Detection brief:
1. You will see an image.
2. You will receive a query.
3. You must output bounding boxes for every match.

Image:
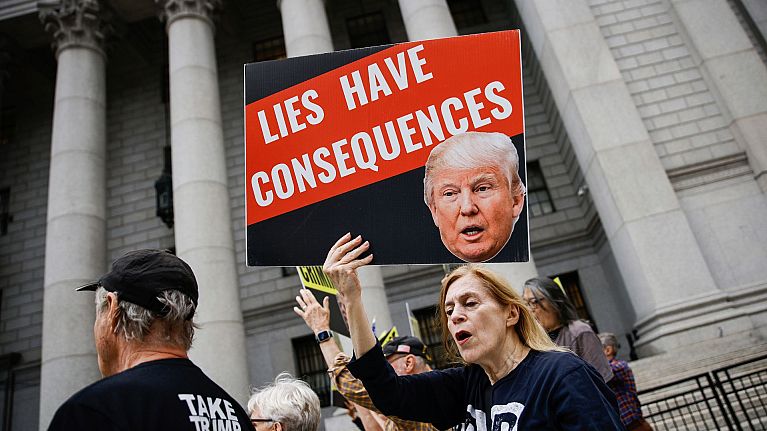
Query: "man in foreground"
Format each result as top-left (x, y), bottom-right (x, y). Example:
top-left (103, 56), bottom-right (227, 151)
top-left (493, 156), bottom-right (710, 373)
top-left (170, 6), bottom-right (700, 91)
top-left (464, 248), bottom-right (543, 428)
top-left (49, 249), bottom-right (254, 431)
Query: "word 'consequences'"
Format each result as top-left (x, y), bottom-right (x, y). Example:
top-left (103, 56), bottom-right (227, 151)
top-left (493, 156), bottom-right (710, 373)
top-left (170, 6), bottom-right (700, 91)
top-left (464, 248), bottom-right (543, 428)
top-left (250, 44), bottom-right (515, 208)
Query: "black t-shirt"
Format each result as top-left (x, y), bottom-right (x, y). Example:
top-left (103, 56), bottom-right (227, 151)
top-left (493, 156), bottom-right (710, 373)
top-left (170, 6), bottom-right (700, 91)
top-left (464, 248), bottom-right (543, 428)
top-left (49, 358), bottom-right (255, 431)
top-left (347, 343), bottom-right (625, 431)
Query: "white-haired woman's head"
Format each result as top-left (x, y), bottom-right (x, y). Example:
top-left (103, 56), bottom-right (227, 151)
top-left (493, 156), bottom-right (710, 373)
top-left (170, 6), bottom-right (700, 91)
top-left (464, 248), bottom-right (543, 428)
top-left (248, 372), bottom-right (321, 431)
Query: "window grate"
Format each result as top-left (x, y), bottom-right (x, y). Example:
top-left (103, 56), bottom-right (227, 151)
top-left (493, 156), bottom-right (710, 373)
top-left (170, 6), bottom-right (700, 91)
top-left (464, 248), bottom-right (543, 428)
top-left (447, 0), bottom-right (488, 30)
top-left (292, 335), bottom-right (331, 407)
top-left (347, 12), bottom-right (390, 49)
top-left (413, 306), bottom-right (457, 369)
top-left (526, 160), bottom-right (555, 217)
top-left (253, 36), bottom-right (287, 62)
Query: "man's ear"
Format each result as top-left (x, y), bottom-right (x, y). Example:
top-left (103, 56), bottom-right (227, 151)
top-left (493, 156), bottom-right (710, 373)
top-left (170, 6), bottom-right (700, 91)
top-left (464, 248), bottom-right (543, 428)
top-left (106, 292), bottom-right (120, 332)
top-left (273, 422), bottom-right (283, 431)
top-left (405, 355), bottom-right (417, 373)
top-left (510, 189), bottom-right (525, 219)
top-left (428, 202), bottom-right (439, 227)
top-left (506, 304), bottom-right (520, 328)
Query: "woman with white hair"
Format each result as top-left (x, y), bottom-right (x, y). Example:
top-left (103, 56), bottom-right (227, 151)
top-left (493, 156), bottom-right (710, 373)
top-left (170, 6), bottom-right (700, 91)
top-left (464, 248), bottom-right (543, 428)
top-left (248, 372), bottom-right (321, 431)
top-left (320, 234), bottom-right (624, 430)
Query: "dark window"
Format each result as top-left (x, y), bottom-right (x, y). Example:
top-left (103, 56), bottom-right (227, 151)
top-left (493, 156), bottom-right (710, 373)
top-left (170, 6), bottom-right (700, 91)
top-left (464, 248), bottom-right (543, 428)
top-left (526, 161), bottom-right (555, 217)
top-left (253, 36), bottom-right (287, 62)
top-left (0, 188), bottom-right (10, 236)
top-left (413, 306), bottom-right (456, 369)
top-left (0, 354), bottom-right (40, 431)
top-left (0, 108), bottom-right (14, 147)
top-left (292, 335), bottom-right (330, 407)
top-left (447, 0), bottom-right (488, 30)
top-left (551, 271), bottom-right (596, 330)
top-left (347, 12), bottom-right (390, 49)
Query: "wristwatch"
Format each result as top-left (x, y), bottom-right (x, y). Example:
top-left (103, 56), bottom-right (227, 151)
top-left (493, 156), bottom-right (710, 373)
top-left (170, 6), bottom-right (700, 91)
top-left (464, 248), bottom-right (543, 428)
top-left (315, 330), bottom-right (333, 344)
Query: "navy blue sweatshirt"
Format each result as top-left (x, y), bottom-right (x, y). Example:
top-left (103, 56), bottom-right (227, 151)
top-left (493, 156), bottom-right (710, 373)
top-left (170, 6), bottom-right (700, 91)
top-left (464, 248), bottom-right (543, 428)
top-left (348, 343), bottom-right (625, 431)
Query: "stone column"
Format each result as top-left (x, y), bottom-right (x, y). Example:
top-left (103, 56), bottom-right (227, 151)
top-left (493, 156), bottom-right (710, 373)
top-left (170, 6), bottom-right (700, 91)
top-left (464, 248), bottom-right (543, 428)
top-left (358, 267), bottom-right (393, 336)
top-left (277, 0), bottom-right (333, 57)
top-left (486, 255), bottom-right (539, 294)
top-left (514, 0), bottom-right (744, 354)
top-left (398, 0), bottom-right (457, 41)
top-left (157, 0), bottom-right (250, 403)
top-left (38, 0), bottom-right (110, 427)
top-left (669, 0), bottom-right (767, 192)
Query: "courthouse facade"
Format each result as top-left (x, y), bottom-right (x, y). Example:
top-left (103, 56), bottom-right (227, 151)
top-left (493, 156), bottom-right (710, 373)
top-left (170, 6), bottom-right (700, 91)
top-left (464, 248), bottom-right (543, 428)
top-left (1, 0), bottom-right (766, 429)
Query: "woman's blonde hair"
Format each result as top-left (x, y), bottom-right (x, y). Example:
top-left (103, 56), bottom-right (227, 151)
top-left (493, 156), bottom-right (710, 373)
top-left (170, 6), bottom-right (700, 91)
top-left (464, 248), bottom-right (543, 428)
top-left (438, 265), bottom-right (564, 363)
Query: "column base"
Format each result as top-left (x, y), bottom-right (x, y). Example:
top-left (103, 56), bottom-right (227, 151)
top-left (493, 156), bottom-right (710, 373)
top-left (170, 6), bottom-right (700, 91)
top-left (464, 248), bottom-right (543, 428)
top-left (634, 281), bottom-right (767, 356)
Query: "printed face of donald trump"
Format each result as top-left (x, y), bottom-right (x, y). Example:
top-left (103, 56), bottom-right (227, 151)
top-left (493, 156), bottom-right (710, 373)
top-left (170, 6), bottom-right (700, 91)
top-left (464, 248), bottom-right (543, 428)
top-left (424, 132), bottom-right (525, 262)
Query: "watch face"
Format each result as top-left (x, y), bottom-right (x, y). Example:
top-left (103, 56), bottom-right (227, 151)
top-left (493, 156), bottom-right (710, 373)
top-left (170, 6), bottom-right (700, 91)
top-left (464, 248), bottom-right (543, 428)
top-left (317, 331), bottom-right (331, 342)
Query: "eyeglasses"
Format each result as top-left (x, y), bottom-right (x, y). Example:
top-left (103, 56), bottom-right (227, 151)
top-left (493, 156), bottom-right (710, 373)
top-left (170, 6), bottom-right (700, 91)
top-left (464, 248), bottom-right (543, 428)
top-left (251, 419), bottom-right (276, 425)
top-left (525, 297), bottom-right (544, 310)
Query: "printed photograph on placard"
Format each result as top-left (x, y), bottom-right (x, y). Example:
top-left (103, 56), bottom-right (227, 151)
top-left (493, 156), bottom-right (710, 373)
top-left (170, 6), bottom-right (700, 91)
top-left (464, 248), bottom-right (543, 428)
top-left (244, 31), bottom-right (527, 266)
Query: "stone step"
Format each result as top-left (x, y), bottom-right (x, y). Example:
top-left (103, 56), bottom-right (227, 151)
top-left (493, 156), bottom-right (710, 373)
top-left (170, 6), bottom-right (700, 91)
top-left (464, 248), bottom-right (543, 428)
top-left (630, 336), bottom-right (767, 390)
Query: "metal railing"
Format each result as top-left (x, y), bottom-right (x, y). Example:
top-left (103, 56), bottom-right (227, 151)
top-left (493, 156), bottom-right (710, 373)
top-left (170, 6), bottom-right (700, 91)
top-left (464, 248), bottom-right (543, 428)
top-left (638, 354), bottom-right (767, 431)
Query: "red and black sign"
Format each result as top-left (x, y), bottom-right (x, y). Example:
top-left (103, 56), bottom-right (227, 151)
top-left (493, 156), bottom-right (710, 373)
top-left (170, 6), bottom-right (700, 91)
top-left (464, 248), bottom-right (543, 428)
top-left (245, 31), bottom-right (528, 266)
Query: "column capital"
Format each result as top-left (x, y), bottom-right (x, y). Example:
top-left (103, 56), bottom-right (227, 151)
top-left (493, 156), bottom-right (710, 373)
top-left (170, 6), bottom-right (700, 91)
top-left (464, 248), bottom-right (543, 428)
top-left (156, 0), bottom-right (221, 29)
top-left (39, 0), bottom-right (112, 58)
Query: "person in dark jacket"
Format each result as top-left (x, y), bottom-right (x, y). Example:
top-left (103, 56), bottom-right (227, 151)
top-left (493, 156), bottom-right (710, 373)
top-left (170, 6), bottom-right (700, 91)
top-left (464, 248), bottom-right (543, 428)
top-left (322, 233), bottom-right (625, 431)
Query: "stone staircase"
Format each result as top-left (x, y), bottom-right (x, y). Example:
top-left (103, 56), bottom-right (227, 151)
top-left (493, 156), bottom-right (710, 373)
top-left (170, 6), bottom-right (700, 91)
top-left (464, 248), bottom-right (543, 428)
top-left (630, 336), bottom-right (767, 390)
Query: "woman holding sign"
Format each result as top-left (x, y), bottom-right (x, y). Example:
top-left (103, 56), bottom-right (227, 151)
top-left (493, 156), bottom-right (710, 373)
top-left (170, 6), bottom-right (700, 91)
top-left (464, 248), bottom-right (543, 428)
top-left (322, 233), bottom-right (624, 430)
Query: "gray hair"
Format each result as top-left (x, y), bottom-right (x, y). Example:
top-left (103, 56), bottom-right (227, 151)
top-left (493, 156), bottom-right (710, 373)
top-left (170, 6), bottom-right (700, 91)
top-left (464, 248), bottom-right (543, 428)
top-left (523, 277), bottom-right (579, 326)
top-left (599, 332), bottom-right (620, 350)
top-left (248, 372), bottom-right (320, 431)
top-left (423, 131), bottom-right (526, 207)
top-left (95, 287), bottom-right (197, 350)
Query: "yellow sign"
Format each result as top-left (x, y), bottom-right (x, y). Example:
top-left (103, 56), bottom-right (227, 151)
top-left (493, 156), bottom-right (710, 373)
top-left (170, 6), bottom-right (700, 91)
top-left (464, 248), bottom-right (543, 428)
top-left (552, 276), bottom-right (566, 296)
top-left (296, 266), bottom-right (337, 295)
top-left (378, 326), bottom-right (398, 346)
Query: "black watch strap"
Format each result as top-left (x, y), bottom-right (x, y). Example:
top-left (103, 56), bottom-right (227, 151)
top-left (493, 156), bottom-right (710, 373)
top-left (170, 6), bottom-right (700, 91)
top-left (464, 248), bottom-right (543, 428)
top-left (315, 330), bottom-right (333, 343)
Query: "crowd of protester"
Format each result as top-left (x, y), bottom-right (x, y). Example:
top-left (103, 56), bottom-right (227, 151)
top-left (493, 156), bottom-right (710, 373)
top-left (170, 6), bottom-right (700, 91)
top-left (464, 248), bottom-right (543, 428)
top-left (48, 240), bottom-right (653, 431)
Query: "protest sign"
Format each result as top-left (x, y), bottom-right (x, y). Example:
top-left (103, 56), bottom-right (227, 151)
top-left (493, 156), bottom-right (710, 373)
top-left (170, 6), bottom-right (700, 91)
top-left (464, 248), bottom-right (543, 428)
top-left (245, 31), bottom-right (528, 265)
top-left (296, 266), bottom-right (349, 336)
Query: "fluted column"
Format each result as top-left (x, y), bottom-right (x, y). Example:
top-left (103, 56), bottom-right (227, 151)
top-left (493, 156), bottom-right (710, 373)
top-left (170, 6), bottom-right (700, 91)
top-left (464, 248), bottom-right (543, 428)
top-left (157, 0), bottom-right (250, 403)
top-left (277, 0), bottom-right (333, 57)
top-left (398, 0), bottom-right (457, 41)
top-left (38, 0), bottom-right (110, 427)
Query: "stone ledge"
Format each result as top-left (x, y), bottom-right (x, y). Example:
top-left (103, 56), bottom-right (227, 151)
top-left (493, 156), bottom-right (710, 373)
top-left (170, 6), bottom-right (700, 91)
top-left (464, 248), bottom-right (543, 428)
top-left (667, 152), bottom-right (752, 191)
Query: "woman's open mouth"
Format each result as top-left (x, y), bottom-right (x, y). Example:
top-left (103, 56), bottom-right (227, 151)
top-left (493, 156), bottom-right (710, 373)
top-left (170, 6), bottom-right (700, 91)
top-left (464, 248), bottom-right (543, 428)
top-left (455, 330), bottom-right (472, 346)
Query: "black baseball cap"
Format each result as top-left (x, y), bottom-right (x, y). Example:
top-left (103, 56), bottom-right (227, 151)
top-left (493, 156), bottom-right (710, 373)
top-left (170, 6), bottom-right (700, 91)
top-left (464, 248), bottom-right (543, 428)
top-left (76, 249), bottom-right (199, 317)
top-left (382, 336), bottom-right (430, 361)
